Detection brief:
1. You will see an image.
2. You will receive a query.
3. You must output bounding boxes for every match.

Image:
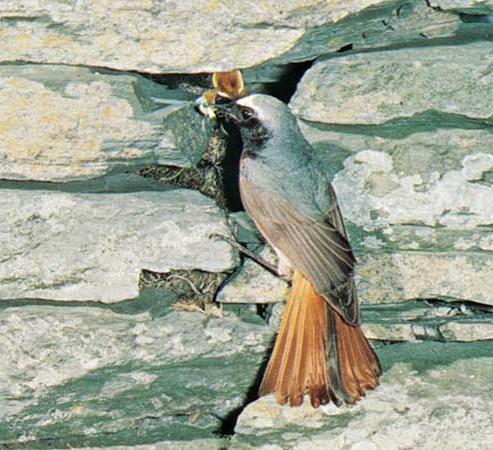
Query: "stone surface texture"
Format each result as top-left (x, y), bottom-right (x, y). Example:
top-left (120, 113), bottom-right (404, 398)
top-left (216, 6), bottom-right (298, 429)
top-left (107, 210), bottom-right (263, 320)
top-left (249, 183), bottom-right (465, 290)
top-left (217, 246), bottom-right (289, 304)
top-left (0, 1), bottom-right (475, 72)
top-left (76, 439), bottom-right (228, 450)
top-left (1, 0), bottom-right (493, 448)
top-left (362, 302), bottom-right (493, 341)
top-left (0, 65), bottom-right (212, 181)
top-left (429, 0), bottom-right (493, 13)
top-left (0, 189), bottom-right (237, 302)
top-left (0, 299), bottom-right (270, 448)
top-left (232, 342), bottom-right (493, 450)
top-left (291, 43), bottom-right (493, 124)
top-left (276, 0), bottom-right (468, 65)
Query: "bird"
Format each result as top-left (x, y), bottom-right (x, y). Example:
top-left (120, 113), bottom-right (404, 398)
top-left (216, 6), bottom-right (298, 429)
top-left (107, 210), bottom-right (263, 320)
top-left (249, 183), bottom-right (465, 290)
top-left (196, 72), bottom-right (381, 408)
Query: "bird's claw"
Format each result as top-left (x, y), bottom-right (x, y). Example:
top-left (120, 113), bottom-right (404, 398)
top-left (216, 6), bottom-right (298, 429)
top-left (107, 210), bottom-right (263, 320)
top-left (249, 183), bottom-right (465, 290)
top-left (209, 233), bottom-right (281, 278)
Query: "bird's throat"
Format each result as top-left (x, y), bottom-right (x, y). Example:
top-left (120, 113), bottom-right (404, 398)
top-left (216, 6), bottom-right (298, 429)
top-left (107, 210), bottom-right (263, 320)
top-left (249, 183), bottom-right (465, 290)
top-left (238, 119), bottom-right (270, 158)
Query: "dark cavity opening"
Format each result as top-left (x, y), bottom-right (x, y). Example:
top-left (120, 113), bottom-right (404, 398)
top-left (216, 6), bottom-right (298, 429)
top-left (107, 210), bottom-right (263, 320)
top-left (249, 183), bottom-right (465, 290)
top-left (264, 60), bottom-right (315, 103)
top-left (337, 43), bottom-right (354, 53)
top-left (459, 13), bottom-right (493, 24)
top-left (221, 121), bottom-right (244, 212)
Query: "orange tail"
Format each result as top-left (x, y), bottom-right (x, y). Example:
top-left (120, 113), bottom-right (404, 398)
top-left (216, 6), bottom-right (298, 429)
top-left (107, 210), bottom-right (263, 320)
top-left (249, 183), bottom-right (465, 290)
top-left (259, 270), bottom-right (381, 407)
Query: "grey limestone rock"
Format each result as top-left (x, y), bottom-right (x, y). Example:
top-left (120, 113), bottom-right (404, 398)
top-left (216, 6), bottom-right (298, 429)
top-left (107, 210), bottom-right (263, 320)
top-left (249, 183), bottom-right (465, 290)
top-left (232, 341), bottom-right (493, 449)
top-left (438, 320), bottom-right (493, 341)
top-left (276, 0), bottom-right (468, 65)
top-left (291, 42), bottom-right (493, 125)
top-left (76, 439), bottom-right (227, 450)
top-left (0, 297), bottom-right (271, 447)
top-left (356, 252), bottom-right (493, 306)
top-left (0, 189), bottom-right (237, 302)
top-left (0, 65), bottom-right (212, 181)
top-left (331, 147), bottom-right (493, 306)
top-left (217, 246), bottom-right (289, 305)
top-left (0, 1), bottom-right (469, 73)
top-left (362, 301), bottom-right (493, 341)
top-left (429, 0), bottom-right (493, 13)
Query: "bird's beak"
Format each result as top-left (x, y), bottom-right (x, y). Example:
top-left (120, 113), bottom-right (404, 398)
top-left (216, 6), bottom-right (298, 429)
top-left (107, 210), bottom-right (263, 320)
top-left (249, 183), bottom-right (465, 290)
top-left (194, 93), bottom-right (241, 122)
top-left (218, 103), bottom-right (241, 123)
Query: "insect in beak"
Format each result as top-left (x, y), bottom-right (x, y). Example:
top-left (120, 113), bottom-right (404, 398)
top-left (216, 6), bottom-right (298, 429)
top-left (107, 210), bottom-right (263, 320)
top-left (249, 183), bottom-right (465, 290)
top-left (194, 93), bottom-right (217, 119)
top-left (195, 71), bottom-right (246, 121)
top-left (195, 96), bottom-right (241, 123)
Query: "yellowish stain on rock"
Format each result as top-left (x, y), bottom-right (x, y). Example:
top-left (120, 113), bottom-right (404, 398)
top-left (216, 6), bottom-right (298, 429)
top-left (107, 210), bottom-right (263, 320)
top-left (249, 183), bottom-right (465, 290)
top-left (206, 0), bottom-right (221, 13)
top-left (0, 77), bottom-right (154, 180)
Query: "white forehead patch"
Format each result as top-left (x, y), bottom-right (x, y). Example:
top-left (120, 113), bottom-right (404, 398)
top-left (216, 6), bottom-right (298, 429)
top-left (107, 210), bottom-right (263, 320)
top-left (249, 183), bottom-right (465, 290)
top-left (236, 94), bottom-right (287, 127)
top-left (236, 95), bottom-right (257, 109)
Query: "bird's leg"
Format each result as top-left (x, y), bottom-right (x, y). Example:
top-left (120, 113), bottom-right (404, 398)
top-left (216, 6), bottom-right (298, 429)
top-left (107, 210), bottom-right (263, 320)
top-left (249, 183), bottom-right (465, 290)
top-left (209, 233), bottom-right (281, 278)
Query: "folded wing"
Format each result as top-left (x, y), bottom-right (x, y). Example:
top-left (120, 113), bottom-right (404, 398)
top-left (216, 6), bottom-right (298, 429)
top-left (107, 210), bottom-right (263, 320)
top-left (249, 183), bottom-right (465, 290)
top-left (240, 178), bottom-right (360, 325)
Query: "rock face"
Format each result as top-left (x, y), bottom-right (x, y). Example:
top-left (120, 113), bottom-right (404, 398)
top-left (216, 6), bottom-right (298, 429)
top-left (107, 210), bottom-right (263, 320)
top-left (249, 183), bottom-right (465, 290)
top-left (0, 297), bottom-right (271, 448)
top-left (232, 341), bottom-right (493, 450)
top-left (292, 42), bottom-right (493, 306)
top-left (217, 246), bottom-right (288, 305)
top-left (291, 42), bottom-right (492, 124)
top-left (0, 189), bottom-right (237, 302)
top-left (429, 0), bottom-right (493, 13)
top-left (362, 301), bottom-right (493, 341)
top-left (0, 0), bottom-right (476, 73)
top-left (1, 0), bottom-right (493, 448)
top-left (276, 0), bottom-right (468, 65)
top-left (0, 65), bottom-right (212, 181)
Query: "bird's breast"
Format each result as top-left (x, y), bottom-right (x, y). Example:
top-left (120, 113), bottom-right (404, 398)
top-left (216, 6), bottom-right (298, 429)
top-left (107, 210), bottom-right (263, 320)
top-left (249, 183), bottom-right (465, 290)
top-left (239, 152), bottom-right (276, 191)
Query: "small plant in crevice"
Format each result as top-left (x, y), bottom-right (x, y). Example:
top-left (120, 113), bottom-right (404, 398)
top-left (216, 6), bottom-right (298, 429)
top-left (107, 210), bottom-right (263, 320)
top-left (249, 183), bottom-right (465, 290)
top-left (139, 127), bottom-right (230, 206)
top-left (139, 268), bottom-right (231, 315)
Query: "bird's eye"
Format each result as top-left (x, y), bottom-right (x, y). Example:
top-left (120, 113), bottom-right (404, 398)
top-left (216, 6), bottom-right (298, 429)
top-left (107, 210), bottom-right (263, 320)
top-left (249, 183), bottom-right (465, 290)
top-left (240, 107), bottom-right (254, 120)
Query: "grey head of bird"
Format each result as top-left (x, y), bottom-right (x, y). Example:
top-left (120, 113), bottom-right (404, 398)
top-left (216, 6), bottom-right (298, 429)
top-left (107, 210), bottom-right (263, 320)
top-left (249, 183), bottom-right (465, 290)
top-left (234, 94), bottom-right (297, 132)
top-left (222, 94), bottom-right (302, 149)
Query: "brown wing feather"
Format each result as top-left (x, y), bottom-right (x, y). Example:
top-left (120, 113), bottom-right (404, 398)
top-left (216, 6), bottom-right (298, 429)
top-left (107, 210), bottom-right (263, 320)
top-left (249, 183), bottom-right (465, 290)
top-left (240, 177), bottom-right (360, 325)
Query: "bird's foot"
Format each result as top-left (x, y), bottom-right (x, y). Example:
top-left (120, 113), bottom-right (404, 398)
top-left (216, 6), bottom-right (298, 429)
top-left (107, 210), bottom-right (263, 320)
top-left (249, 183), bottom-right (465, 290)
top-left (209, 233), bottom-right (283, 278)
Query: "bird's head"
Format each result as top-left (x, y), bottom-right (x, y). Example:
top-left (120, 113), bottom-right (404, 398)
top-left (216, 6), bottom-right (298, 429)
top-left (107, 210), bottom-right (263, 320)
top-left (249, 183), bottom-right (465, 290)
top-left (196, 93), bottom-right (295, 148)
top-left (233, 94), bottom-right (291, 131)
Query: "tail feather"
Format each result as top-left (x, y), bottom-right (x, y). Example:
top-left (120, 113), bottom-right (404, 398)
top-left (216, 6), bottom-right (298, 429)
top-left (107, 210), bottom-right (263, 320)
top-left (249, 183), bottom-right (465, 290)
top-left (259, 269), bottom-right (381, 407)
top-left (335, 309), bottom-right (382, 395)
top-left (336, 315), bottom-right (360, 401)
top-left (326, 310), bottom-right (351, 405)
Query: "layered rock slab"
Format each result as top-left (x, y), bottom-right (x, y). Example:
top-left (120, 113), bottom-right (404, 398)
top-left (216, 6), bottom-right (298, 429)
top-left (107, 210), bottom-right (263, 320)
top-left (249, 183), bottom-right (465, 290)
top-left (429, 0), bottom-right (493, 13)
top-left (0, 189), bottom-right (237, 302)
top-left (276, 0), bottom-right (469, 65)
top-left (0, 1), bottom-right (468, 72)
top-left (291, 42), bottom-right (493, 124)
top-left (0, 65), bottom-right (211, 181)
top-left (0, 299), bottom-right (270, 448)
top-left (232, 341), bottom-right (493, 450)
top-left (362, 301), bottom-right (493, 341)
top-left (217, 246), bottom-right (288, 305)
